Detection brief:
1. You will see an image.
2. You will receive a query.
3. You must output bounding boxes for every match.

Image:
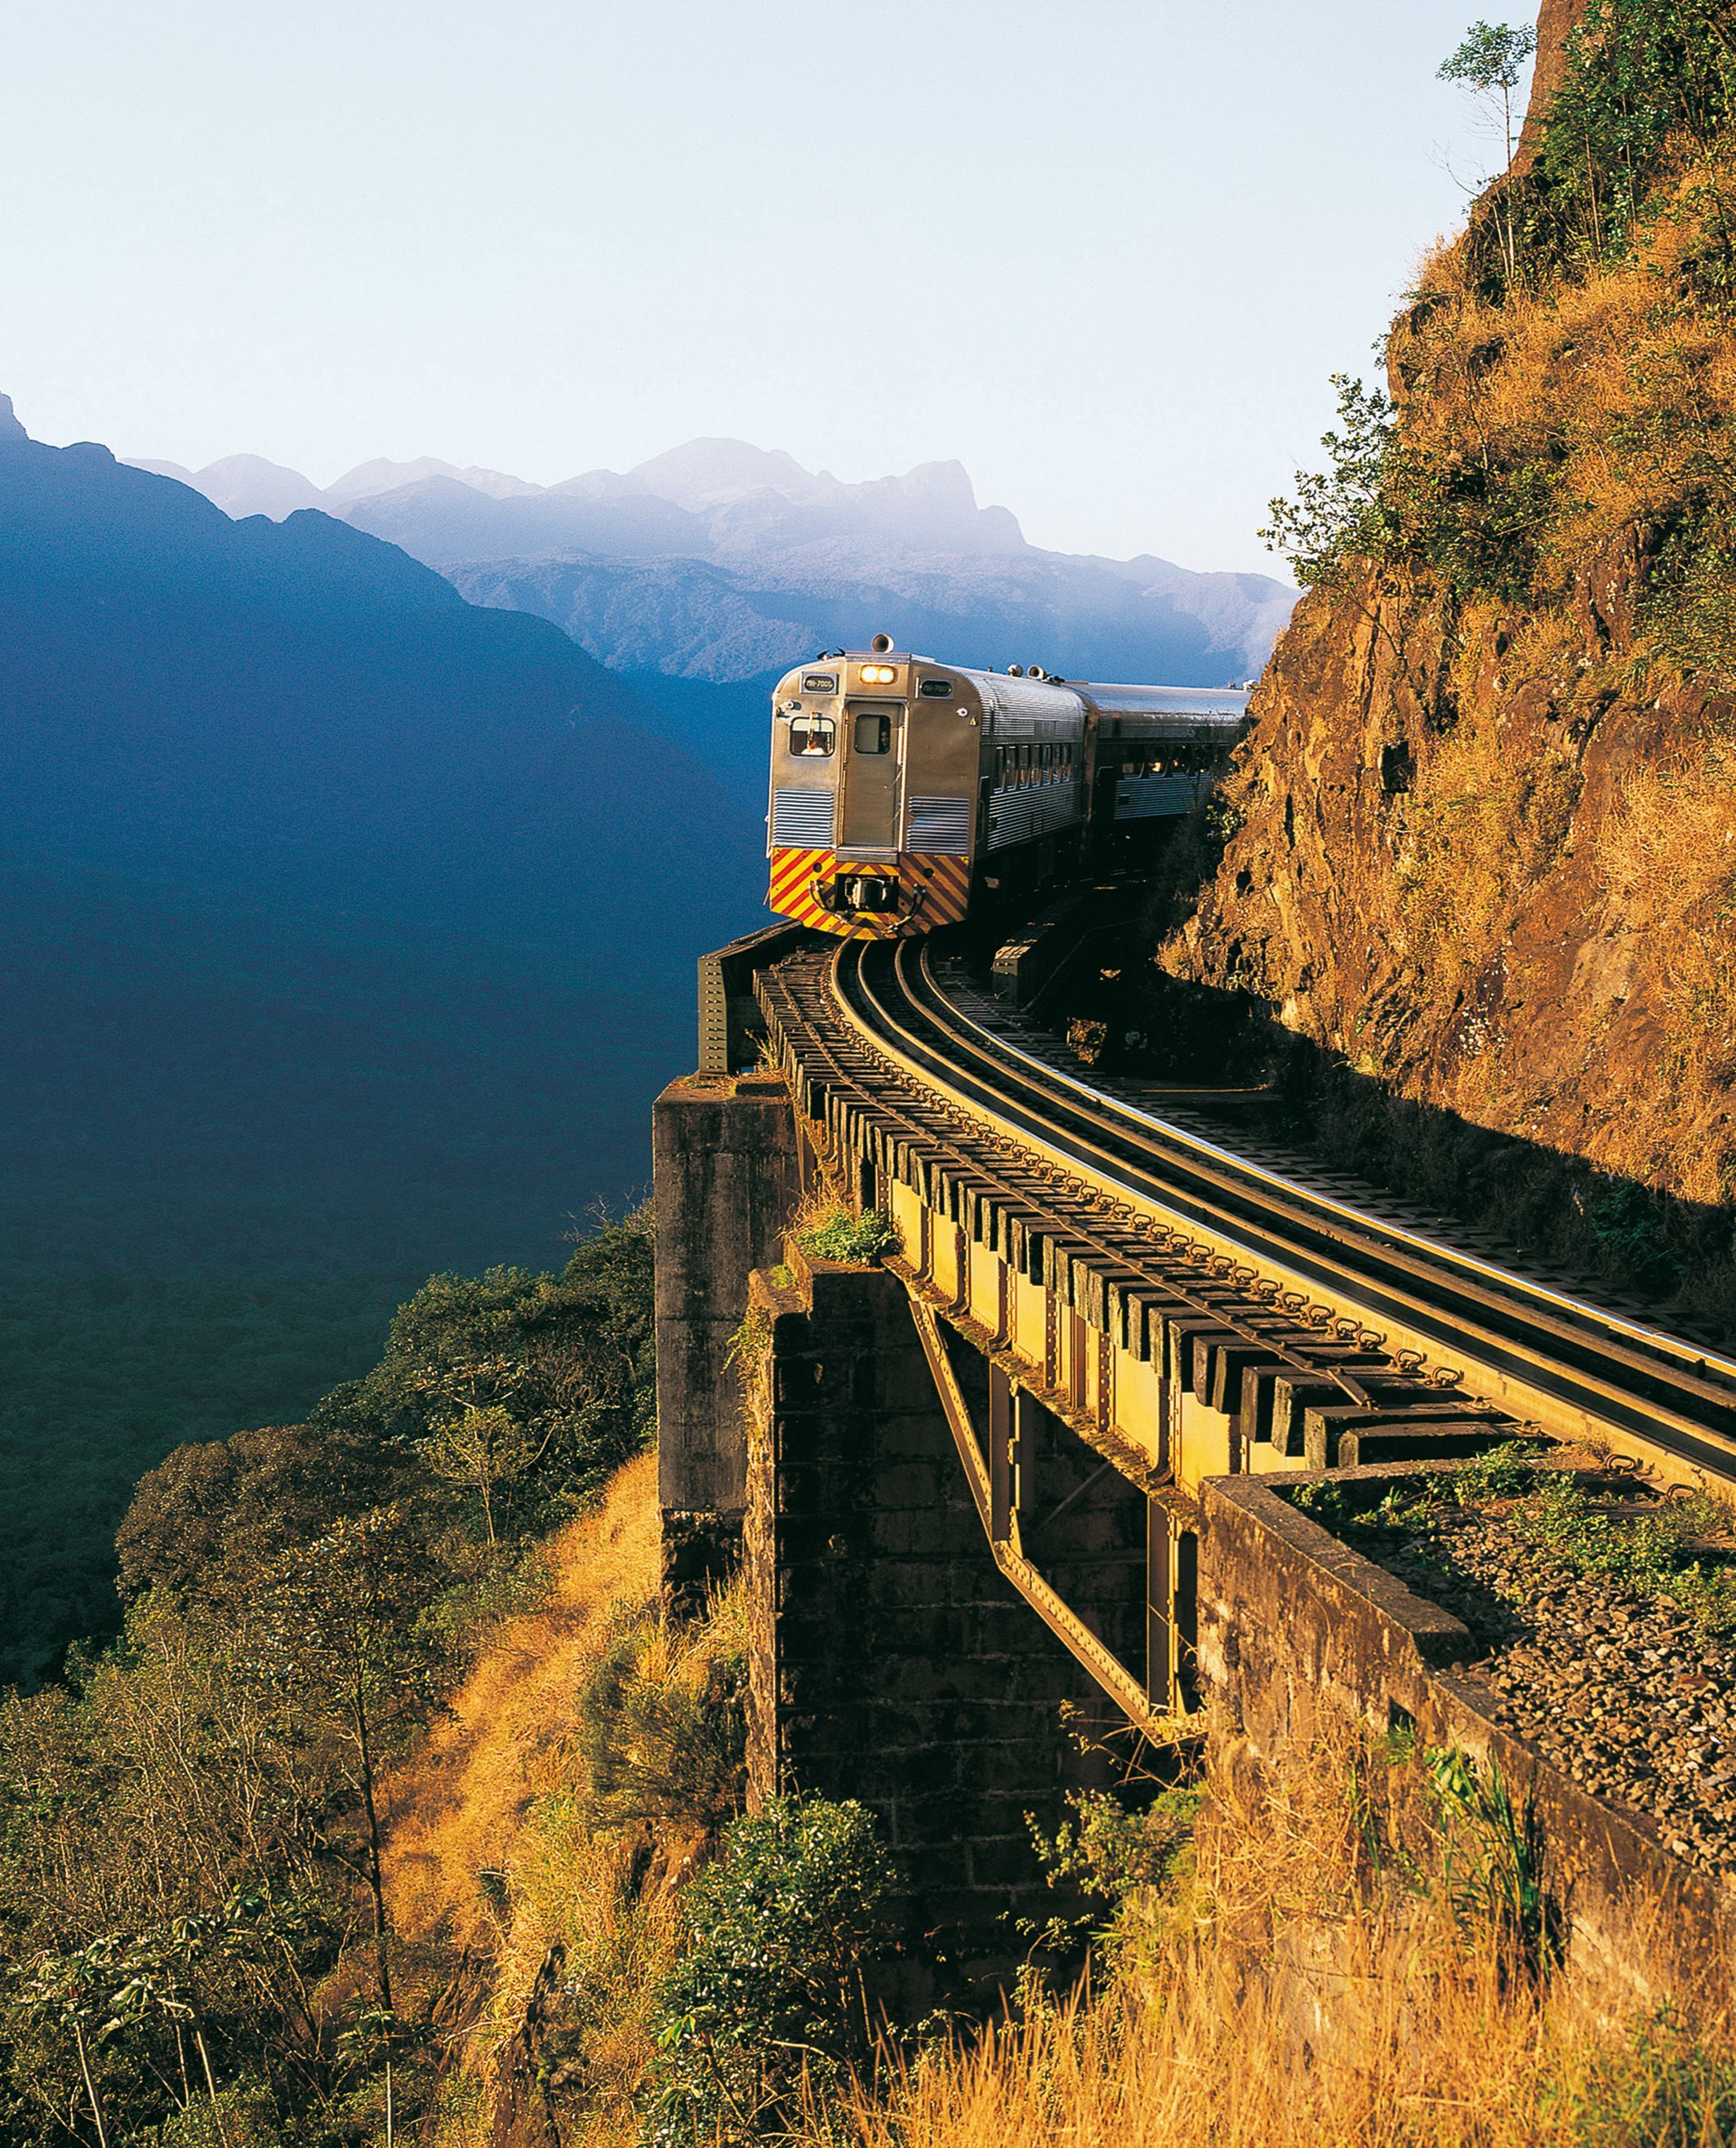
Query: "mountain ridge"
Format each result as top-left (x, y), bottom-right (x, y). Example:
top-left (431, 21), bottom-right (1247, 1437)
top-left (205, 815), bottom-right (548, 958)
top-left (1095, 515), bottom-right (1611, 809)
top-left (121, 430), bottom-right (1296, 685)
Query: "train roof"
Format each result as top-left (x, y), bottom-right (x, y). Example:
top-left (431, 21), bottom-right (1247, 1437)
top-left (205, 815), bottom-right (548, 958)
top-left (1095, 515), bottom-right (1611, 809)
top-left (944, 664), bottom-right (1249, 723)
top-left (777, 647), bottom-right (1253, 725)
top-left (1076, 682), bottom-right (1250, 720)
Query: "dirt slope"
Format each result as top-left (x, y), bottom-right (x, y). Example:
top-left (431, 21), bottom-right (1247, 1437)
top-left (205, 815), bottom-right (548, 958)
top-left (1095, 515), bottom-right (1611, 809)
top-left (382, 1450), bottom-right (660, 1950)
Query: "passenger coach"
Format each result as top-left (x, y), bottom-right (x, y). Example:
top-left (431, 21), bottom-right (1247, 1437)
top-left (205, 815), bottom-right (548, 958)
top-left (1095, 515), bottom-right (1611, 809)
top-left (767, 635), bottom-right (1249, 938)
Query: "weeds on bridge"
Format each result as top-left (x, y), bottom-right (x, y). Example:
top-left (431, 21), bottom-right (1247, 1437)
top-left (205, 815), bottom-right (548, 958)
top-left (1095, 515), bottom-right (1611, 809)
top-left (1289, 1452), bottom-right (1736, 1637)
top-left (791, 1201), bottom-right (899, 1267)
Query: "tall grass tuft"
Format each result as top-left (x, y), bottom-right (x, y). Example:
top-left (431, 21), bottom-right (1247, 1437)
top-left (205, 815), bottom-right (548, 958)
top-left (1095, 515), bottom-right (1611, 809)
top-left (802, 1720), bottom-right (1736, 2148)
top-left (574, 1586), bottom-right (747, 1829)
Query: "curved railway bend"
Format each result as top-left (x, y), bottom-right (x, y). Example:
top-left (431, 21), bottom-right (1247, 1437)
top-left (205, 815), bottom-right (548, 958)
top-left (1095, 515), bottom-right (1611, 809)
top-left (836, 934), bottom-right (1736, 1485)
top-left (652, 919), bottom-right (1736, 1981)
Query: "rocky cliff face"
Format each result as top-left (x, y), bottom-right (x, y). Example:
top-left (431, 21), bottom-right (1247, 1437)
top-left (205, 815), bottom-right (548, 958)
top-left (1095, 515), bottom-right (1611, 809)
top-left (1164, 1), bottom-right (1736, 1247)
top-left (1168, 553), bottom-right (1732, 1208)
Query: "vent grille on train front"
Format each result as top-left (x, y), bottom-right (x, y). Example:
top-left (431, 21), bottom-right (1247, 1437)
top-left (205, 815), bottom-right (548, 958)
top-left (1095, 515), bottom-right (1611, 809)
top-left (771, 788), bottom-right (835, 847)
top-left (906, 796), bottom-right (972, 854)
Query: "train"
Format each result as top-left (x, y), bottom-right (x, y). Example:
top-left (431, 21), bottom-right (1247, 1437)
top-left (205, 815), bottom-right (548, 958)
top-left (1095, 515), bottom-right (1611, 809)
top-left (766, 635), bottom-right (1250, 938)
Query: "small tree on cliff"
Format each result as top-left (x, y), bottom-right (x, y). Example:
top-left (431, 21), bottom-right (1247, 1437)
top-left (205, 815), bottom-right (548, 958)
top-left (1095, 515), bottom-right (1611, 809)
top-left (1258, 372), bottom-right (1396, 589)
top-left (259, 1509), bottom-right (447, 2017)
top-left (1439, 20), bottom-right (1538, 277)
top-left (413, 1352), bottom-right (565, 1544)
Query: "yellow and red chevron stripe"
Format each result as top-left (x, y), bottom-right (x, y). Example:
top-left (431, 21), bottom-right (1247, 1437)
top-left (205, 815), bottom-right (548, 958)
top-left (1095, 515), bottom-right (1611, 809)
top-left (768, 846), bottom-right (833, 929)
top-left (900, 852), bottom-right (972, 931)
top-left (768, 848), bottom-right (973, 939)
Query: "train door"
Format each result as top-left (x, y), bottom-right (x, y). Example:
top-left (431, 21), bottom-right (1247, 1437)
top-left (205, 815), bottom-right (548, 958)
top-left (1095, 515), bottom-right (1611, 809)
top-left (839, 700), bottom-right (903, 850)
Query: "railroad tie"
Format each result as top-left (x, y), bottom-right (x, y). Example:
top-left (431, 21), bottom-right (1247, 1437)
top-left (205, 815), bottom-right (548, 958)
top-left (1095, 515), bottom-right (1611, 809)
top-left (1334, 1419), bottom-right (1539, 1469)
top-left (1268, 1366), bottom-right (1446, 1458)
top-left (1303, 1400), bottom-right (1515, 1470)
top-left (1239, 1351), bottom-right (1389, 1445)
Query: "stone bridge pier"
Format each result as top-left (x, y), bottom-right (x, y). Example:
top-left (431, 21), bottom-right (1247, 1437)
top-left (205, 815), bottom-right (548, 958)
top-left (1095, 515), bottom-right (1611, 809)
top-left (653, 1071), bottom-right (1119, 1973)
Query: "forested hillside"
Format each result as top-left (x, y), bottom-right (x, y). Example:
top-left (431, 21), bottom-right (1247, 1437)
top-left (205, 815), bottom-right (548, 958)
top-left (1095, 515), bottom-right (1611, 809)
top-left (0, 1213), bottom-right (674, 2146)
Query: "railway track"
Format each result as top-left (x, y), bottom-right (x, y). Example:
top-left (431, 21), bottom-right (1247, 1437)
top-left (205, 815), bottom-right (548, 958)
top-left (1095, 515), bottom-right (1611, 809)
top-left (760, 931), bottom-right (1736, 1491)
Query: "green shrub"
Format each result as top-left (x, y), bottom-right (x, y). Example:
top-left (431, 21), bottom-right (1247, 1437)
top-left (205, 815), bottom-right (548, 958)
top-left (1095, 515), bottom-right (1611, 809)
top-left (723, 1305), bottom-right (770, 1381)
top-left (1638, 503), bottom-right (1736, 688)
top-left (1422, 1746), bottom-right (1557, 1982)
top-left (1030, 1786), bottom-right (1204, 1968)
top-left (1532, 0), bottom-right (1736, 271)
top-left (1260, 375), bottom-right (1554, 603)
top-left (157, 2080), bottom-right (287, 2146)
top-left (1452, 1441), bottom-right (1542, 1504)
top-left (643, 1796), bottom-right (905, 2144)
top-left (794, 1206), bottom-right (900, 1266)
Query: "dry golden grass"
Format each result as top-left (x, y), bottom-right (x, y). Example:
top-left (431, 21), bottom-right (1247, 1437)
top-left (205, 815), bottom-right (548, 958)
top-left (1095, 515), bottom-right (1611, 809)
top-left (438, 1797), bottom-right (701, 2148)
top-left (381, 1448), bottom-right (661, 1950)
top-left (1601, 727), bottom-right (1736, 1154)
top-left (1394, 160), bottom-right (1736, 612)
top-left (387, 1452), bottom-right (744, 2148)
top-left (812, 1728), bottom-right (1736, 2148)
top-left (385, 1459), bottom-right (1736, 2146)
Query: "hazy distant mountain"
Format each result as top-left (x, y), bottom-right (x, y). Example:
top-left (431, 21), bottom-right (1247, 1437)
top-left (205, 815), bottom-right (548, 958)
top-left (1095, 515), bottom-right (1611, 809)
top-left (129, 451), bottom-right (327, 519)
top-left (448, 544), bottom-right (1293, 689)
top-left (11, 411), bottom-right (757, 973)
top-left (127, 432), bottom-right (1297, 687)
top-left (321, 455), bottom-right (545, 504)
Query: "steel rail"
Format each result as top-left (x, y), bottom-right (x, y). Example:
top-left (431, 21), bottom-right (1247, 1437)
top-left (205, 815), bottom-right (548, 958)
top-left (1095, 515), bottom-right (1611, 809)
top-left (762, 949), bottom-right (1361, 1415)
top-left (921, 944), bottom-right (1736, 1394)
top-left (830, 935), bottom-right (1736, 1482)
top-left (792, 949), bottom-right (1414, 1415)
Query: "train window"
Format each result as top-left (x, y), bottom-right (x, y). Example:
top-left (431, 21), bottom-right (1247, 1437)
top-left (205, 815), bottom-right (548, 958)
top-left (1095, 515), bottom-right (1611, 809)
top-left (918, 678), bottom-right (954, 699)
top-left (802, 673), bottom-right (838, 693)
top-left (790, 714), bottom-right (835, 756)
top-left (854, 712), bottom-right (892, 755)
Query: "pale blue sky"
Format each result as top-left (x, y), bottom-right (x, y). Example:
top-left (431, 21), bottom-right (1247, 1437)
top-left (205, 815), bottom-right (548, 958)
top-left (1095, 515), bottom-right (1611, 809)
top-left (1, 2), bottom-right (1524, 571)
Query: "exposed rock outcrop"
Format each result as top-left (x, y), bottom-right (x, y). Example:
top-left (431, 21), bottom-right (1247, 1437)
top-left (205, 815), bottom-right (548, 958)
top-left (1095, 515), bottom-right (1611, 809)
top-left (1167, 561), bottom-right (1735, 1209)
top-left (1164, 1), bottom-right (1736, 1243)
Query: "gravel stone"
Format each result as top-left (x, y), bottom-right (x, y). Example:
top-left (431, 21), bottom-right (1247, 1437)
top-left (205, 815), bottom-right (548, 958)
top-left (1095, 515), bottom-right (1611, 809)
top-left (1362, 1505), bottom-right (1736, 1878)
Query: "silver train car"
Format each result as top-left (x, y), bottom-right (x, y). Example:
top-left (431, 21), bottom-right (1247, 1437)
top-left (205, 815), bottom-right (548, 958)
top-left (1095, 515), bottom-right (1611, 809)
top-left (767, 636), bottom-right (1249, 938)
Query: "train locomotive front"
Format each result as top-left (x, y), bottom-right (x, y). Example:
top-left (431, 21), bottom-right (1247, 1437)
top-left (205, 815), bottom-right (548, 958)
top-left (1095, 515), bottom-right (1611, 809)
top-left (766, 637), bottom-right (1250, 939)
top-left (766, 638), bottom-right (1089, 939)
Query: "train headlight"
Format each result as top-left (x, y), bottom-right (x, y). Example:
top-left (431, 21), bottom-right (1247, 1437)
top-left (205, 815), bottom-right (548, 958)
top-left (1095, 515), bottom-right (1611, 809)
top-left (859, 663), bottom-right (897, 685)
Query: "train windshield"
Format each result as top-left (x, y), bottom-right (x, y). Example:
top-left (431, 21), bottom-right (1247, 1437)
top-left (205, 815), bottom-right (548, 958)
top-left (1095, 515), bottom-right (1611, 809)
top-left (790, 714), bottom-right (835, 756)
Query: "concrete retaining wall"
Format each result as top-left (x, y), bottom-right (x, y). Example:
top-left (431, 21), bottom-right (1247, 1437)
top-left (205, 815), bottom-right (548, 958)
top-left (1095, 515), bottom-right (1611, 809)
top-left (652, 1073), bottom-right (802, 1608)
top-left (1200, 1470), bottom-right (1736, 2010)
